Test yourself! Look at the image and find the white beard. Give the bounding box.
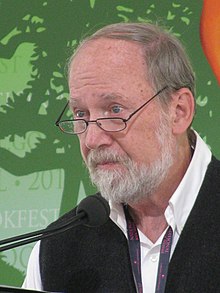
[86,113,175,205]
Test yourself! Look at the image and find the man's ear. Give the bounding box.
[171,88,195,135]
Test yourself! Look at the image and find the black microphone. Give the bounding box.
[76,193,110,226]
[0,195,110,252]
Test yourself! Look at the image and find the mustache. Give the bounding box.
[86,149,129,169]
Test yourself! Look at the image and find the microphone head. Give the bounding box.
[76,195,110,227]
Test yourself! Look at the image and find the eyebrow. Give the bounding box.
[101,93,129,103]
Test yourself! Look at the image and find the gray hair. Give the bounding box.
[69,22,195,108]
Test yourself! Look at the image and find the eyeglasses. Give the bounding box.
[55,86,168,135]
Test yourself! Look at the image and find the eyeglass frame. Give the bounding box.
[55,86,168,135]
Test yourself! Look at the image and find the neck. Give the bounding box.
[127,199,168,243]
[127,137,193,242]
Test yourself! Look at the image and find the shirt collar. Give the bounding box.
[109,201,127,235]
[166,130,212,234]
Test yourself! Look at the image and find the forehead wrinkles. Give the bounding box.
[69,38,152,103]
[70,38,148,78]
[74,38,142,63]
[70,74,110,92]
[69,61,123,97]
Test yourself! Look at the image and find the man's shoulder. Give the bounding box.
[211,155,220,163]
[200,155,220,196]
[207,155,220,174]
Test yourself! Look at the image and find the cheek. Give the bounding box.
[122,125,162,163]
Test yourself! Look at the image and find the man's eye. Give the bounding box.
[111,105,122,114]
[75,110,85,118]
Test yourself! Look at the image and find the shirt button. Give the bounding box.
[150,255,158,262]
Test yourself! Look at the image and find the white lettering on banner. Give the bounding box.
[18,210,27,228]
[0,208,59,229]
[0,169,64,191]
[28,209,38,228]
[5,211,17,228]
[3,245,35,270]
[28,169,64,190]
[19,245,33,268]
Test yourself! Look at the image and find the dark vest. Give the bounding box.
[40,156,220,293]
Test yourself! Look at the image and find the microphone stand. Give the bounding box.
[0,211,86,252]
[0,194,110,252]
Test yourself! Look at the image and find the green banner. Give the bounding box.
[0,0,219,287]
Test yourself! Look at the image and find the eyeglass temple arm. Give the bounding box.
[124,86,168,122]
[55,101,69,125]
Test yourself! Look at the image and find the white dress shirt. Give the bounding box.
[23,131,212,292]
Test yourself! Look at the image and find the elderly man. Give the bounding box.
[23,23,220,293]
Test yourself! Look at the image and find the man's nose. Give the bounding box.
[83,122,113,150]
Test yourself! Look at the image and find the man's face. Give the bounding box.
[68,38,175,203]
